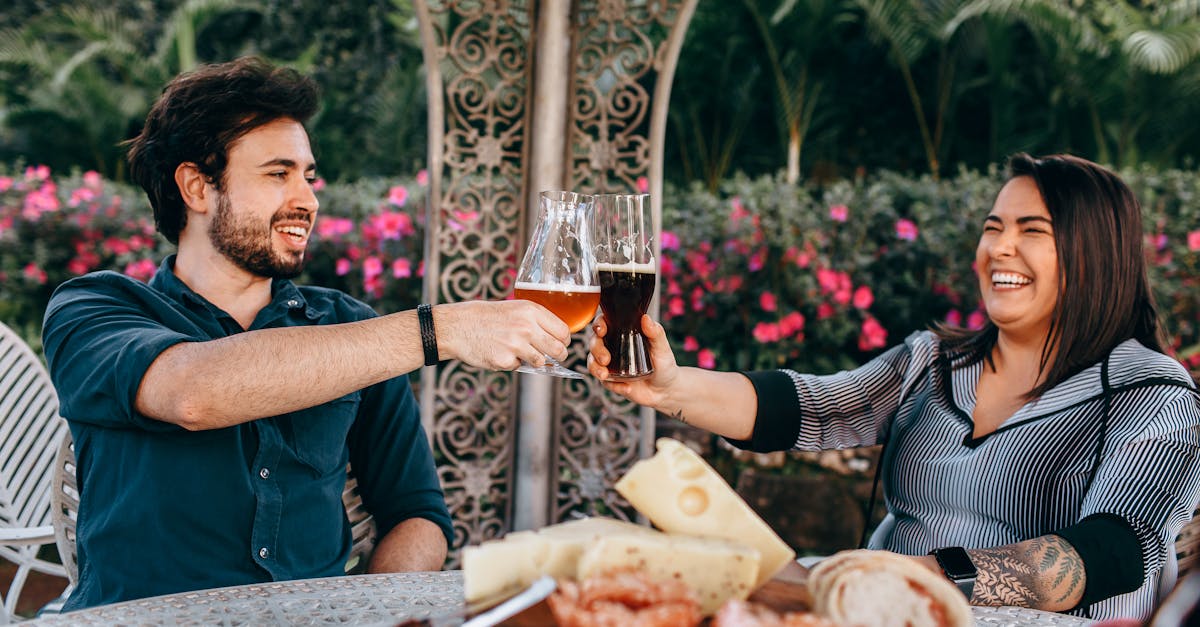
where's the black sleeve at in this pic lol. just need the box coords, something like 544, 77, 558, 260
1052, 513, 1145, 606
723, 370, 803, 453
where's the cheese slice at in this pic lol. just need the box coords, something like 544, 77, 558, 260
614, 437, 795, 586
577, 533, 761, 615
462, 516, 657, 602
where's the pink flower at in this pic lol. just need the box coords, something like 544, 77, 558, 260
1153, 233, 1168, 250
363, 256, 384, 279
122, 258, 157, 282
660, 256, 676, 277
82, 170, 102, 189
967, 309, 987, 330
392, 258, 412, 278
833, 288, 852, 306
24, 165, 49, 181
760, 291, 777, 312
1188, 230, 1200, 252
668, 297, 685, 316
829, 204, 848, 222
416, 169, 429, 186
311, 178, 326, 192
372, 211, 415, 240
683, 336, 700, 352
661, 230, 680, 251
697, 349, 715, 369
895, 218, 919, 241
945, 309, 962, 326
417, 260, 425, 277
636, 176, 649, 193
857, 316, 888, 352
22, 263, 47, 284
852, 285, 874, 309
103, 237, 132, 256
317, 217, 354, 239
387, 185, 409, 207
729, 196, 750, 223
817, 303, 834, 320
748, 248, 766, 272
690, 286, 705, 312
0, 176, 12, 191
816, 268, 840, 294
753, 322, 781, 344
335, 258, 352, 276
779, 311, 805, 335
69, 187, 97, 207
448, 209, 479, 231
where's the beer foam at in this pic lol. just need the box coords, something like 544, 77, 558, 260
597, 262, 657, 274
514, 282, 601, 293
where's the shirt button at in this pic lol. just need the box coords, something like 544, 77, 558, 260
259, 548, 269, 559
286, 299, 300, 308
259, 468, 270, 479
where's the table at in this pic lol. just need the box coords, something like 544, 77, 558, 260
27, 570, 1094, 626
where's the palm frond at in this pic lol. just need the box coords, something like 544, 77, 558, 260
1122, 26, 1200, 74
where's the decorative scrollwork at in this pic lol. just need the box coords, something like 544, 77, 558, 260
417, 0, 533, 565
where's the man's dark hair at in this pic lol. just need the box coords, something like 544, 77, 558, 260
125, 57, 320, 244
937, 153, 1164, 398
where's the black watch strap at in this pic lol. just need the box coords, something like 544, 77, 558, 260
930, 547, 977, 600
417, 303, 439, 366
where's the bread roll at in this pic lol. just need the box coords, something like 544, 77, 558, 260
808, 550, 972, 627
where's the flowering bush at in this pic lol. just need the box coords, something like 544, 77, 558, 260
2, 164, 1197, 374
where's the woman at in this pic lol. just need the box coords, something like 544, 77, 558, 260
588, 154, 1200, 621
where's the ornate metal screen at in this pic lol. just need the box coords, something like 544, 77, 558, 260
415, 0, 697, 562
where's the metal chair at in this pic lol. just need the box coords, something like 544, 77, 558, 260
0, 321, 69, 623
51, 431, 378, 584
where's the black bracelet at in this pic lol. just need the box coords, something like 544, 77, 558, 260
417, 303, 439, 366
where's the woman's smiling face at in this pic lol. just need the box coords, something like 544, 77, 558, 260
976, 175, 1060, 341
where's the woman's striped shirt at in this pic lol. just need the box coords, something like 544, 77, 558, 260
738, 330, 1200, 621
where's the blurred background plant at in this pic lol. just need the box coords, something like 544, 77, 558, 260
4, 164, 1196, 373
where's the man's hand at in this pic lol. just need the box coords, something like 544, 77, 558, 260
434, 300, 571, 371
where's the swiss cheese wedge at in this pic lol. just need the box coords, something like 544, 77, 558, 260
614, 437, 796, 586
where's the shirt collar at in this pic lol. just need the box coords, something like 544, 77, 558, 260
149, 254, 314, 319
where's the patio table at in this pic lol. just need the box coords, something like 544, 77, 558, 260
24, 569, 1094, 626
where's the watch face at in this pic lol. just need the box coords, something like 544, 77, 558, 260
935, 547, 976, 580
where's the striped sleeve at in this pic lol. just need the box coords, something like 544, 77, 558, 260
735, 333, 928, 452
1083, 388, 1200, 579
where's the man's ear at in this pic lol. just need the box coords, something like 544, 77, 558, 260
174, 162, 212, 214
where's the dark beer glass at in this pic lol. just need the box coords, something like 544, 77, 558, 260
594, 193, 656, 380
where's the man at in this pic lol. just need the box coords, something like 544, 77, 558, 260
41, 57, 571, 610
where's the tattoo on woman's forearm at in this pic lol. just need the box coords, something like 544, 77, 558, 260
970, 536, 1084, 609
669, 409, 687, 424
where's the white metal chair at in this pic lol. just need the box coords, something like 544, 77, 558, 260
0, 321, 69, 623
51, 431, 378, 584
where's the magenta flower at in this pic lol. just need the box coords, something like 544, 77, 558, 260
123, 259, 157, 282
753, 322, 781, 344
816, 303, 834, 320
779, 311, 805, 335
683, 336, 700, 352
24, 165, 49, 181
668, 297, 685, 316
690, 286, 705, 312
363, 256, 384, 280
729, 196, 750, 223
636, 176, 649, 193
760, 291, 777, 312
391, 258, 412, 278
852, 285, 874, 309
748, 248, 766, 272
829, 204, 848, 222
895, 218, 918, 241
387, 185, 409, 207
417, 260, 425, 277
0, 176, 12, 191
945, 309, 962, 326
448, 209, 479, 232
661, 230, 680, 251
816, 268, 839, 294
660, 256, 676, 277
317, 217, 354, 239
697, 348, 715, 369
312, 178, 326, 192
22, 263, 47, 284
967, 309, 987, 330
372, 211, 415, 240
857, 316, 888, 351
1188, 230, 1200, 252
82, 170, 103, 189
416, 169, 429, 186
335, 258, 352, 276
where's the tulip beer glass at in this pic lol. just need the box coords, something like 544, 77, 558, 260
594, 193, 656, 380
513, 190, 600, 379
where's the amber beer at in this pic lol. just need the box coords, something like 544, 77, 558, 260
514, 282, 601, 334
598, 262, 656, 379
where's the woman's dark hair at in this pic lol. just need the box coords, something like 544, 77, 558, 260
124, 57, 319, 244
936, 153, 1164, 398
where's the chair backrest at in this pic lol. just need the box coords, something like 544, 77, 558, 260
51, 431, 378, 584
1178, 505, 1200, 580
0, 320, 70, 619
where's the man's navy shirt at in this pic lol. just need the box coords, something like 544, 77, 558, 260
42, 256, 453, 610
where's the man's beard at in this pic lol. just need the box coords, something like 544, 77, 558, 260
209, 193, 308, 279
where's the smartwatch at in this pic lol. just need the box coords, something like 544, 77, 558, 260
929, 547, 976, 599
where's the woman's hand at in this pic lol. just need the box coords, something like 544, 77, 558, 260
587, 314, 680, 411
